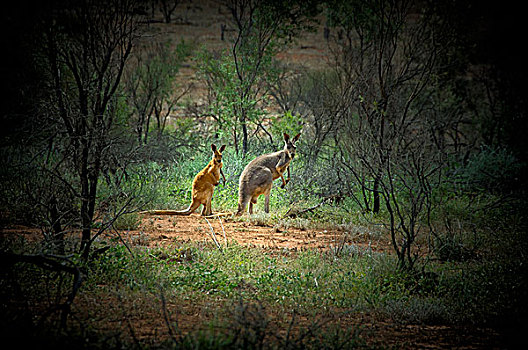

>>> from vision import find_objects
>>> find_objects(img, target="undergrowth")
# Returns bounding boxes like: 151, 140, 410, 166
3, 147, 527, 349
3, 196, 527, 349
104, 148, 372, 232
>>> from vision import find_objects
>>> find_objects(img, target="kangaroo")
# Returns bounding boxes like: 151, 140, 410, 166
236, 133, 300, 215
145, 144, 226, 216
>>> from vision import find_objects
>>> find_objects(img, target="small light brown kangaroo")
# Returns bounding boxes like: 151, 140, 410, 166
236, 133, 300, 215
146, 144, 226, 216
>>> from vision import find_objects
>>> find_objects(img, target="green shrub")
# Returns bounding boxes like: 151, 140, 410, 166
454, 145, 523, 193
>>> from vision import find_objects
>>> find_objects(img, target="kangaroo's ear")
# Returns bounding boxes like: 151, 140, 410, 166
283, 133, 290, 142
292, 133, 301, 143
211, 144, 217, 152
219, 144, 226, 152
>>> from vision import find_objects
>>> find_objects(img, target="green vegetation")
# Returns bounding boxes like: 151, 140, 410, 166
1, 0, 527, 348
3, 193, 525, 347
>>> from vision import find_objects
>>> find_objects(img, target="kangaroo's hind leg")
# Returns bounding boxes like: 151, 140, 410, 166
249, 196, 258, 215
236, 193, 251, 216
202, 194, 213, 216
263, 185, 272, 213
174, 198, 201, 215
200, 187, 213, 216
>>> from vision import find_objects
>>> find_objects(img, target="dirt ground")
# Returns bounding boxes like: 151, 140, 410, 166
0, 2, 517, 348
134, 212, 392, 253
105, 212, 506, 350
1, 214, 512, 349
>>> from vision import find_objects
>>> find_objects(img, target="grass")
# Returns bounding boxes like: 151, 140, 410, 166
3, 237, 383, 348
3, 147, 527, 348
3, 201, 527, 348
84, 239, 453, 320
94, 149, 527, 314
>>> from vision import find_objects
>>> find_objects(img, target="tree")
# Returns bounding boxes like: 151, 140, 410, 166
125, 40, 192, 145
323, 0, 459, 268
159, 0, 182, 23
38, 0, 142, 259
199, 0, 318, 155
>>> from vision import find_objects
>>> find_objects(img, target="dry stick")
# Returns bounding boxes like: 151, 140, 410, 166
160, 288, 180, 344
139, 210, 233, 217
217, 216, 228, 247
116, 286, 141, 347
204, 212, 233, 217
285, 309, 297, 346
282, 195, 339, 218
203, 217, 223, 252
110, 227, 134, 256
138, 210, 183, 215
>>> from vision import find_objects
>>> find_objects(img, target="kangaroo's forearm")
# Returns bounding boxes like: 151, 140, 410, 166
279, 173, 287, 187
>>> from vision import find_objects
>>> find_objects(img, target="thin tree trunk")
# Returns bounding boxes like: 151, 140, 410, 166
373, 177, 380, 213
49, 195, 65, 255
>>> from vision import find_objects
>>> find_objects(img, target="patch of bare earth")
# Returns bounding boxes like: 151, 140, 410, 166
70, 213, 498, 349
133, 213, 390, 253
1, 215, 508, 349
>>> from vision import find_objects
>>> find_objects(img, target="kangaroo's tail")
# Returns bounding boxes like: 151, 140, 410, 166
140, 200, 201, 216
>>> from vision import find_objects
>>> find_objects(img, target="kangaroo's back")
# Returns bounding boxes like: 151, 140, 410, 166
239, 151, 282, 183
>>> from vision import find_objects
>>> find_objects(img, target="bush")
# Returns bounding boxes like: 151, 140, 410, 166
454, 145, 524, 193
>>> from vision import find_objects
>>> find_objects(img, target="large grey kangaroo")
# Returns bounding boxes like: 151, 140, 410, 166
236, 133, 300, 215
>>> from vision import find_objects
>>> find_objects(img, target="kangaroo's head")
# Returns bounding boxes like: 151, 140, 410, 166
211, 144, 226, 167
283, 133, 301, 158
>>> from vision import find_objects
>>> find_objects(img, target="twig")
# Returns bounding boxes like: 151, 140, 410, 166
116, 287, 141, 347
283, 199, 326, 218
1, 252, 83, 328
283, 194, 346, 219
218, 216, 228, 247
204, 212, 233, 217
203, 217, 223, 252
160, 288, 180, 344
110, 227, 134, 256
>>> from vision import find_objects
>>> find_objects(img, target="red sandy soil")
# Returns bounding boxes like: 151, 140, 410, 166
100, 213, 509, 348
1, 213, 511, 349
134, 212, 391, 253
0, 2, 516, 348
